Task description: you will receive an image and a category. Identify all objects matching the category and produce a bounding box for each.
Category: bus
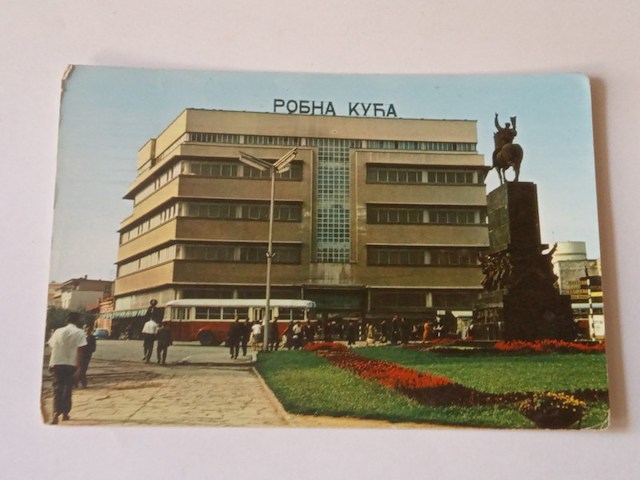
[163,298,317,345]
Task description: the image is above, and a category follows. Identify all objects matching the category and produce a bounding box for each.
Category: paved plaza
[40,341,433,429]
[41,343,290,427]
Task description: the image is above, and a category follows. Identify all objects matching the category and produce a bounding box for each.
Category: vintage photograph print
[42,67,608,429]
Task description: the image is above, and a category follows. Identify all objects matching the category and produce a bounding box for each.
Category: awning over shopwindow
[106,308,149,319]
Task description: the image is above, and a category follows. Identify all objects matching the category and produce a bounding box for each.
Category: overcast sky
[49,67,600,281]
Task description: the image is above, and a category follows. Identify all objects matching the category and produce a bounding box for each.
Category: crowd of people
[225,310,460,354]
[227,317,316,356]
[46,300,460,424]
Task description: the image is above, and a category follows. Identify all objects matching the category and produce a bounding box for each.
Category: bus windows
[195,307,221,320]
[168,307,189,320]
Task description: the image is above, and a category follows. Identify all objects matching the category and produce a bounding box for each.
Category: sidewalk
[41,357,290,427]
[174,348,257,367]
[41,346,436,429]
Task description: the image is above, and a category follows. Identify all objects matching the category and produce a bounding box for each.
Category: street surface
[40,339,434,429]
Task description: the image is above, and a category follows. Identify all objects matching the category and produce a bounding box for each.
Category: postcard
[42,67,608,429]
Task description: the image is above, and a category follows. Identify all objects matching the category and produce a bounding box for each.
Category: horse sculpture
[491,114,524,184]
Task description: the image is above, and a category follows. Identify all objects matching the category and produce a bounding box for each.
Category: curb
[174,352,258,367]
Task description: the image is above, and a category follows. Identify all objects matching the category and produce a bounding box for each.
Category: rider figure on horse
[492,113,523,184]
[493,113,517,158]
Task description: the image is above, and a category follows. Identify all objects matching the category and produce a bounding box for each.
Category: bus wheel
[198,331,214,346]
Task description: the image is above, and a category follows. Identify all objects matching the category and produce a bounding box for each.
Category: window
[367,165,479,185]
[186,201,302,222]
[368,246,480,266]
[195,307,222,320]
[117,245,177,277]
[367,205,484,225]
[187,160,239,178]
[134,163,182,204]
[432,291,480,309]
[181,243,301,264]
[370,290,426,309]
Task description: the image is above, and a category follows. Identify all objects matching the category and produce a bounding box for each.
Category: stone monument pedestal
[473,182,575,341]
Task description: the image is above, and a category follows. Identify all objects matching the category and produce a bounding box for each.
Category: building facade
[113,109,490,323]
[49,277,113,311]
[552,241,604,339]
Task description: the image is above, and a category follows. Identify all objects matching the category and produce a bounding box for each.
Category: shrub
[519,392,587,428]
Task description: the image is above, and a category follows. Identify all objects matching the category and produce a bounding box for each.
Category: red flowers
[303,342,349,353]
[317,349,452,390]
[494,340,605,353]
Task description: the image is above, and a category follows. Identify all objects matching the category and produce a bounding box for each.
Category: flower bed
[404,339,605,355]
[305,347,604,426]
[314,348,500,407]
[519,392,587,429]
[303,341,349,353]
[494,340,605,353]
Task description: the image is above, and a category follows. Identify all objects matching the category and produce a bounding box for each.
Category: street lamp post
[238,148,297,350]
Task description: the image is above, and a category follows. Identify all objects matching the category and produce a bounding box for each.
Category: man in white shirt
[47,312,87,424]
[141,316,160,363]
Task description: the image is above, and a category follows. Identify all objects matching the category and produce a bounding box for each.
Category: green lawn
[256,350,531,428]
[357,347,609,393]
[255,348,609,429]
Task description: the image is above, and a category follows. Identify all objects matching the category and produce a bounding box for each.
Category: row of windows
[134,158,302,206]
[366,140,476,152]
[368,247,481,266]
[185,131,477,153]
[188,132,241,144]
[118,244,483,276]
[367,167,480,185]
[120,204,179,244]
[195,307,249,320]
[120,200,302,245]
[186,160,303,180]
[182,244,301,264]
[134,163,183,204]
[117,243,303,277]
[370,290,480,309]
[118,245,177,277]
[187,201,302,222]
[189,306,308,321]
[315,247,351,263]
[367,206,485,225]
[120,202,484,247]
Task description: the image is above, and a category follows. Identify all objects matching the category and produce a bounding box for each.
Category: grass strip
[357,347,609,393]
[256,350,531,428]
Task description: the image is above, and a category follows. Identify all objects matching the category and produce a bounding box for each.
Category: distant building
[47,282,63,307]
[49,276,113,311]
[113,109,490,325]
[552,241,604,339]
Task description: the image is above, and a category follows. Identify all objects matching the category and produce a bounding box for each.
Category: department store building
[113,109,490,322]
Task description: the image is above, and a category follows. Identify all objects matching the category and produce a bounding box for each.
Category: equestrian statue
[491,113,524,184]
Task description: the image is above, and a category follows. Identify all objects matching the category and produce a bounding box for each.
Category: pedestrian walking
[141,313,160,363]
[228,317,241,359]
[76,324,96,388]
[302,320,314,345]
[283,321,294,350]
[292,321,303,349]
[47,312,87,424]
[156,321,173,365]
[346,320,357,346]
[422,320,430,343]
[366,323,376,346]
[251,321,262,351]
[268,317,280,351]
[240,318,251,356]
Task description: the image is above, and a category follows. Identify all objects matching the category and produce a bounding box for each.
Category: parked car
[94,328,110,340]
